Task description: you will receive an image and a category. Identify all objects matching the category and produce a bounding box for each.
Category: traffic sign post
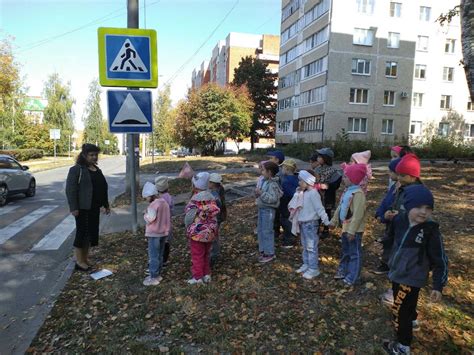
[49,129,60,161]
[98,27,158,88]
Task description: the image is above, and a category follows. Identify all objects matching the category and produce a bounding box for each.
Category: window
[438,122,450,136]
[382,119,394,134]
[357,0,375,14]
[303,0,330,28]
[299,115,324,132]
[301,86,327,105]
[277,121,291,133]
[281,21,299,44]
[350,88,369,104]
[385,61,398,77]
[388,32,400,48]
[302,56,328,79]
[280,44,301,66]
[410,121,423,135]
[415,64,426,79]
[384,91,396,106]
[278,96,298,111]
[353,28,375,46]
[0,158,13,169]
[419,6,431,21]
[445,39,456,54]
[443,67,454,82]
[348,117,368,133]
[390,2,401,17]
[352,58,371,75]
[282,0,300,22]
[440,95,452,110]
[464,123,474,137]
[417,36,429,51]
[305,26,329,52]
[412,92,424,107]
[467,100,474,111]
[279,70,301,89]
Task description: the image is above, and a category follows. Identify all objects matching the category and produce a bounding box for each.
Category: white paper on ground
[90,269,113,280]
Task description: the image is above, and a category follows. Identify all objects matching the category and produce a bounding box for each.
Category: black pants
[391,282,420,346]
[381,225,392,265]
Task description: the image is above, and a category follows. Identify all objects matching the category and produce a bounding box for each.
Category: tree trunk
[461,0,474,101]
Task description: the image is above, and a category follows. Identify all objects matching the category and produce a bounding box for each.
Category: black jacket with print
[387,212,448,291]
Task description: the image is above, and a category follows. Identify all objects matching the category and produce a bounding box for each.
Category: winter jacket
[375,183,398,223]
[331,187,367,235]
[184,191,220,242]
[391,181,422,213]
[281,174,299,198]
[211,190,224,224]
[65,164,109,212]
[144,197,171,237]
[256,177,283,209]
[296,188,330,225]
[387,213,448,291]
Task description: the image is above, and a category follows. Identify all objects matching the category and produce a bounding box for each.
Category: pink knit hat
[391,146,402,154]
[351,150,371,164]
[344,164,367,185]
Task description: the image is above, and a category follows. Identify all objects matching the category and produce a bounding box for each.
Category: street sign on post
[98,27,158,88]
[49,129,60,161]
[107,90,153,133]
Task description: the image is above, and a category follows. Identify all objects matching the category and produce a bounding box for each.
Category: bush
[0,149,44,161]
[412,137,474,159]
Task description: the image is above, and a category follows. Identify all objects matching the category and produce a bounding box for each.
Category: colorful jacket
[387,212,448,291]
[184,191,220,242]
[144,197,171,237]
[256,177,283,209]
[330,187,367,234]
[391,181,422,214]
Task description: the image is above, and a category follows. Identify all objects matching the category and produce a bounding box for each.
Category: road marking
[0,205,20,216]
[32,215,75,251]
[0,205,59,245]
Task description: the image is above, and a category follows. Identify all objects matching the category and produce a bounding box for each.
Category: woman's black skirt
[74,207,100,248]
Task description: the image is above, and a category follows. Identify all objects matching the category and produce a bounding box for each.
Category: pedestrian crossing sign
[98,27,158,88]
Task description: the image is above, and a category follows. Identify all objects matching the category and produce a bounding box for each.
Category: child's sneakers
[302,269,320,279]
[187,278,204,285]
[333,271,345,280]
[143,276,162,286]
[258,254,275,263]
[412,320,420,332]
[296,264,309,274]
[383,340,411,354]
[203,275,211,283]
[381,288,394,307]
[371,263,390,275]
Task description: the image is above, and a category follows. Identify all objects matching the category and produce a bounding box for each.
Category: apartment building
[276,0,474,144]
[191,32,280,89]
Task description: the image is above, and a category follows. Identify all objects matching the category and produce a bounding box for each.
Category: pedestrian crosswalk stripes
[0,205,19,216]
[0,205,59,245]
[32,215,76,251]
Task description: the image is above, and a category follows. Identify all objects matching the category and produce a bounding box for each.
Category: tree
[43,73,75,154]
[175,84,252,155]
[232,56,278,150]
[153,85,177,154]
[0,36,26,150]
[83,79,104,147]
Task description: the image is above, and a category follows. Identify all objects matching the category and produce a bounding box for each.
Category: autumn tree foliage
[153,85,178,154]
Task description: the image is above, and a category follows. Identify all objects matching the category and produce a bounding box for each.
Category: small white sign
[104,140,110,145]
[90,268,113,280]
[49,129,60,140]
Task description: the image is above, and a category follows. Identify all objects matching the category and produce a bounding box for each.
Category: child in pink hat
[341,150,372,194]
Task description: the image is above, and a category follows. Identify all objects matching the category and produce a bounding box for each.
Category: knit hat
[388,158,402,172]
[267,150,285,164]
[403,184,434,212]
[316,147,334,158]
[351,150,371,164]
[391,146,402,154]
[209,173,222,184]
[142,181,157,198]
[192,172,210,190]
[154,176,169,192]
[280,159,297,171]
[298,170,315,186]
[395,153,421,178]
[343,163,367,185]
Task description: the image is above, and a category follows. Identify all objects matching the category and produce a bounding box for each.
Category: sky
[0,0,281,129]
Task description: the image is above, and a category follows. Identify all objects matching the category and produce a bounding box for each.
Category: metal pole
[54,139,56,161]
[128,0,139,234]
[68,134,71,158]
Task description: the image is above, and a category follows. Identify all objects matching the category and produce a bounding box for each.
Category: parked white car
[0,155,36,206]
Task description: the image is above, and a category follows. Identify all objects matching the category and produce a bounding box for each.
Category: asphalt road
[0,156,126,355]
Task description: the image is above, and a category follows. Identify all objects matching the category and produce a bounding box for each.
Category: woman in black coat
[66,144,110,270]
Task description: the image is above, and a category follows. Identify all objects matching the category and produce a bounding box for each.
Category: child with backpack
[279,159,299,248]
[184,172,220,285]
[142,182,171,286]
[209,173,227,267]
[155,176,174,266]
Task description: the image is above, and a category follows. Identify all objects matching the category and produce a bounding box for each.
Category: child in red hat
[329,164,368,286]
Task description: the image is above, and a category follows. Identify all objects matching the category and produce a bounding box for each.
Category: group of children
[141,145,448,354]
[254,147,448,355]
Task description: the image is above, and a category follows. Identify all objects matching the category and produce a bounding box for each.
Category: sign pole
[54,138,56,161]
[128,0,139,235]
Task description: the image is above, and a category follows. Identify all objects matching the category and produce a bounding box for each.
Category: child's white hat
[209,173,222,184]
[298,170,315,186]
[142,181,158,198]
[154,176,169,192]
[192,172,210,190]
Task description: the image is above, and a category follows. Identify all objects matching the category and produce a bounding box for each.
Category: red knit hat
[343,163,367,185]
[395,153,420,178]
